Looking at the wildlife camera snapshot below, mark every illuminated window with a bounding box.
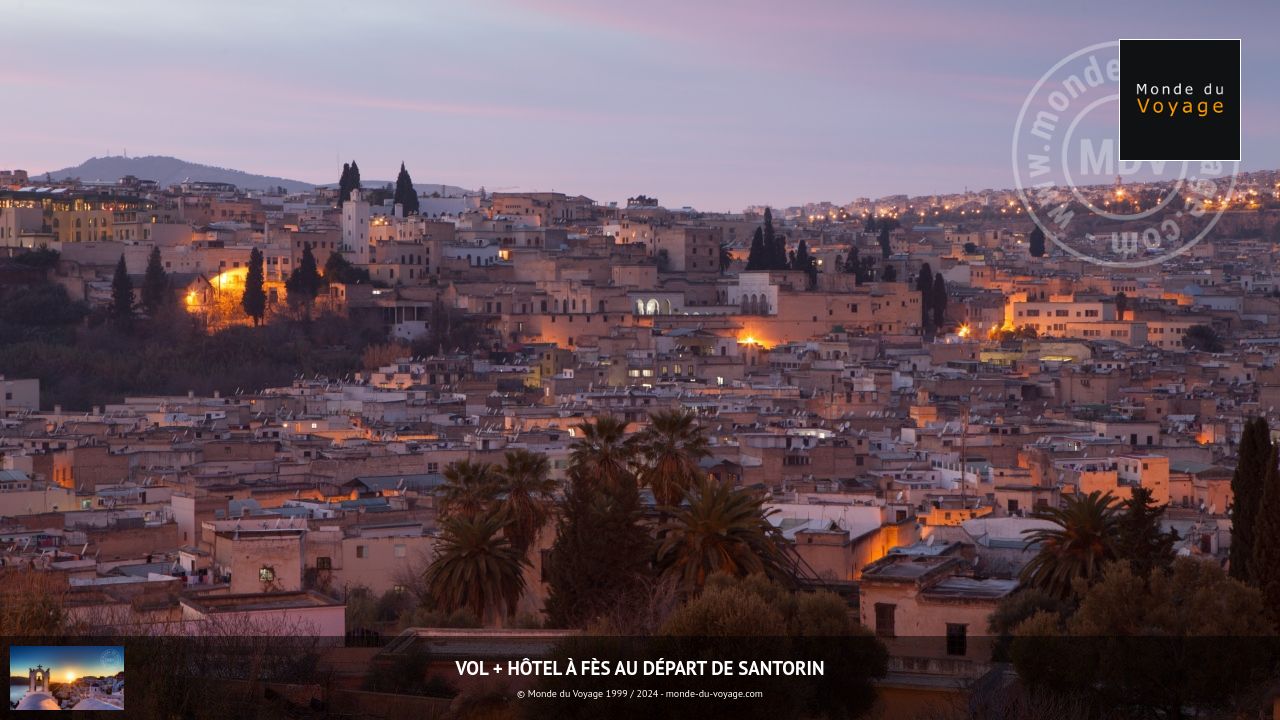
[259,566,275,582]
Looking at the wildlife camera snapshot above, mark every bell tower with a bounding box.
[29,664,51,693]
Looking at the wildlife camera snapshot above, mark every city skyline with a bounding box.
[6,0,1278,210]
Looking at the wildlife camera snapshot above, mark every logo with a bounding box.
[1012,41,1240,267]
[1119,39,1241,161]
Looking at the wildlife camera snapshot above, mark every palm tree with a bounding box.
[636,409,710,507]
[568,416,637,496]
[1020,490,1121,599]
[656,478,789,593]
[425,510,528,622]
[496,448,557,554]
[438,460,499,519]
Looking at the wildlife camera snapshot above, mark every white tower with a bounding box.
[341,188,372,266]
[29,664,51,693]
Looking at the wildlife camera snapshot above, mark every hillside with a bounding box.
[42,156,472,196]
[43,156,315,192]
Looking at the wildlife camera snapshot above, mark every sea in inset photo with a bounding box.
[8,646,124,711]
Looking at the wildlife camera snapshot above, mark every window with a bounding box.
[316,556,332,570]
[946,623,968,656]
[874,603,896,638]
[356,545,366,559]
[259,566,276,583]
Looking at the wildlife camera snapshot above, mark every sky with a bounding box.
[2,0,1277,210]
[9,646,125,680]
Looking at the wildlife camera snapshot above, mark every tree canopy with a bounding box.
[393,162,420,215]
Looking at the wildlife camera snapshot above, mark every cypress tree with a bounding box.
[109,254,133,321]
[878,225,891,259]
[882,263,898,282]
[1029,226,1046,257]
[1231,416,1272,582]
[349,160,361,195]
[393,162,420,215]
[338,162,352,203]
[792,239,810,271]
[242,247,266,326]
[763,208,784,270]
[931,274,948,327]
[1116,486,1177,578]
[917,263,934,330]
[285,242,323,306]
[141,245,169,314]
[746,227,765,271]
[774,235,790,270]
[1254,444,1280,616]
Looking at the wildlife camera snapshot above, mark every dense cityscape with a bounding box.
[2,157,1280,718]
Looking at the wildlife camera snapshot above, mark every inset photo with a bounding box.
[8,646,124,712]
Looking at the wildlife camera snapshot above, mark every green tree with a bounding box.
[745,227,766,271]
[109,254,133,322]
[323,250,371,285]
[656,478,789,594]
[718,243,733,273]
[567,416,637,496]
[1020,491,1120,599]
[241,247,266,326]
[1252,443,1280,617]
[393,162,420,215]
[635,409,709,508]
[878,224,891,259]
[963,241,978,254]
[141,246,169,314]
[1183,324,1224,352]
[438,460,500,520]
[1011,560,1276,719]
[424,510,527,622]
[881,263,897,282]
[916,263,934,330]
[12,245,59,269]
[763,207,785,270]
[657,574,888,720]
[931,273,948,328]
[495,449,557,554]
[544,471,653,628]
[1029,225,1046,257]
[338,160,362,203]
[1115,291,1128,317]
[285,242,323,306]
[1231,416,1271,582]
[1114,486,1177,578]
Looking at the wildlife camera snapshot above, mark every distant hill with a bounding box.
[42,155,472,196]
[42,156,315,193]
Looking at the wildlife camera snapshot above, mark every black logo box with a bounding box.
[1119,39,1241,162]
